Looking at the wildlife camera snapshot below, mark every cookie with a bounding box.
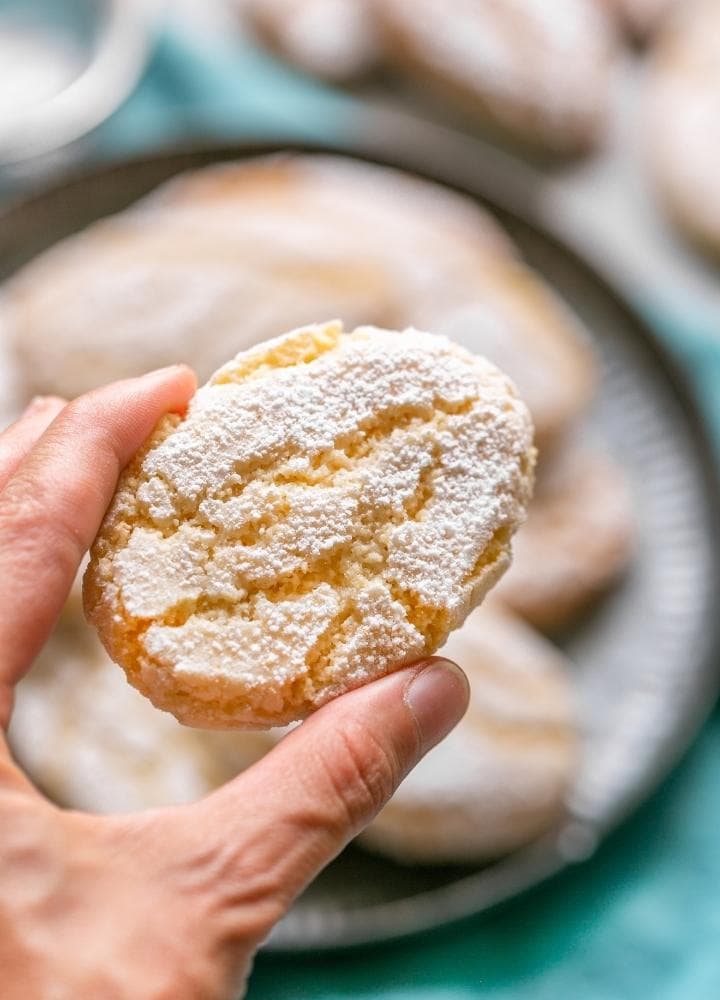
[9,628,272,814]
[374,0,618,154]
[5,206,392,402]
[645,0,720,255]
[240,0,379,80]
[495,446,634,632]
[434,264,595,455]
[359,603,578,864]
[84,322,535,730]
[5,154,595,449]
[152,157,596,446]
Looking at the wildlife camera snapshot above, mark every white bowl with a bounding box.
[0,0,151,165]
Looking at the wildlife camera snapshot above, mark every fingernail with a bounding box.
[405,659,469,753]
[140,364,187,381]
[25,395,66,416]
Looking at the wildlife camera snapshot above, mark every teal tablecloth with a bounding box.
[76,22,720,999]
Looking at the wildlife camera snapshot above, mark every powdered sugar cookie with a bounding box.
[434,263,595,455]
[495,446,634,632]
[359,603,578,863]
[152,157,595,446]
[10,628,272,814]
[374,0,618,154]
[5,209,392,401]
[240,0,379,80]
[646,0,720,255]
[6,155,594,449]
[84,322,535,730]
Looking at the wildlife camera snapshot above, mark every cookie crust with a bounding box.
[85,322,534,729]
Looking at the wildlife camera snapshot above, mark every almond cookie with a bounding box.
[84,322,535,730]
[374,0,618,154]
[240,0,379,80]
[434,265,595,457]
[359,603,578,864]
[495,446,634,632]
[10,626,272,814]
[646,0,720,256]
[5,155,594,450]
[4,154,507,400]
[4,207,392,402]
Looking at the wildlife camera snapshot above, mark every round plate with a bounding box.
[1,139,718,952]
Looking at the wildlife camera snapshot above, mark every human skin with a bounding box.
[0,367,469,1000]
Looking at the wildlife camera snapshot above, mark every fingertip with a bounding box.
[140,362,197,386]
[404,657,470,754]
[26,395,67,416]
[138,364,197,408]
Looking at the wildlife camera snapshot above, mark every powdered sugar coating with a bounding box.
[376,0,618,152]
[359,603,578,863]
[85,322,534,729]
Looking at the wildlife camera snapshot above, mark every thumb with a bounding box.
[187,658,468,919]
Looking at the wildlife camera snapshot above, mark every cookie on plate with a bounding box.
[5,155,595,450]
[9,626,272,814]
[4,203,392,402]
[240,0,379,80]
[84,322,535,730]
[374,0,618,154]
[359,602,579,864]
[645,0,720,256]
[495,445,634,632]
[434,263,596,455]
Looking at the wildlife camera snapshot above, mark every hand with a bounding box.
[0,369,469,1000]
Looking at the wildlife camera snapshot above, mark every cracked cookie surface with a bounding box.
[84,322,534,729]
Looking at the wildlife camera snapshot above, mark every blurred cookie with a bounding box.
[374,0,618,154]
[84,322,535,730]
[5,154,507,400]
[9,629,272,814]
[240,0,379,80]
[6,208,392,401]
[495,446,634,632]
[435,263,596,454]
[359,603,579,864]
[153,156,596,445]
[6,154,595,449]
[646,0,720,255]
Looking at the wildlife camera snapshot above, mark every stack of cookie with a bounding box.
[240,1,720,264]
[239,0,619,154]
[2,154,634,862]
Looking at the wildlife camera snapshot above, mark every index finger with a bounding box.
[0,366,196,728]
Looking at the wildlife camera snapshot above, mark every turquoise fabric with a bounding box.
[84,24,720,999]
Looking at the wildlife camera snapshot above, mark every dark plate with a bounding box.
[1,134,719,951]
